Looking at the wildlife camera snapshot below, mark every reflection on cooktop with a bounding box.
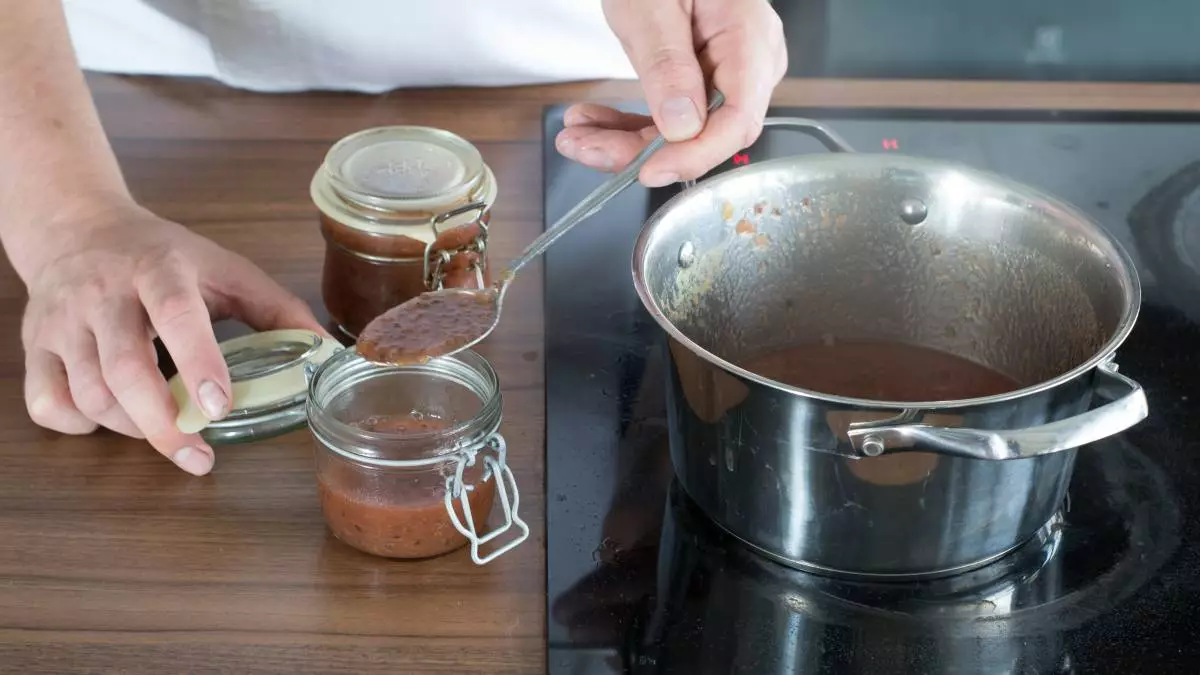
[543,107,1200,674]
[621,436,1178,674]
[1131,160,1200,323]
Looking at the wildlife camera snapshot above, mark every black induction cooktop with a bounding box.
[542,106,1200,674]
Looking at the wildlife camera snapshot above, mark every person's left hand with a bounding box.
[556,0,786,187]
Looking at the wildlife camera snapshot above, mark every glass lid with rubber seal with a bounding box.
[168,329,343,445]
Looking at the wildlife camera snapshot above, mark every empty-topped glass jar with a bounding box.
[311,126,498,338]
[305,347,527,564]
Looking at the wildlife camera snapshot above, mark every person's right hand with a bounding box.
[20,202,324,476]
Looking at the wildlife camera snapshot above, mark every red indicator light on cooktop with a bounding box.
[733,153,751,165]
[882,139,900,150]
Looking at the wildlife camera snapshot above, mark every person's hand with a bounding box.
[20,202,324,475]
[556,0,786,187]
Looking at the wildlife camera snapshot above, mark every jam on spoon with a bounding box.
[357,287,499,365]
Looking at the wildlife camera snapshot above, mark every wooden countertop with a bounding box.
[2,75,1199,674]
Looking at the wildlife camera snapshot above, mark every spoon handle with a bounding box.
[504,90,727,278]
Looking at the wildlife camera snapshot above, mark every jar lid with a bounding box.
[169,329,344,445]
[312,126,498,244]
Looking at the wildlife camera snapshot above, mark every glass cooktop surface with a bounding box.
[543,107,1200,674]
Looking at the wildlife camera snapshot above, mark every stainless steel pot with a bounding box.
[631,119,1147,579]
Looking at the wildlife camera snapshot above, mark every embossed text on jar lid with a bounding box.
[323,126,484,210]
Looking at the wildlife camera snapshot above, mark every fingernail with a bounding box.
[556,134,576,159]
[642,172,680,188]
[173,446,214,476]
[565,106,597,125]
[659,97,702,141]
[197,380,228,420]
[577,147,615,170]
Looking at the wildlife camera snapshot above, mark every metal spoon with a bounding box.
[356,90,727,365]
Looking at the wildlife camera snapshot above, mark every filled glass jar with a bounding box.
[306,347,527,564]
[311,126,498,338]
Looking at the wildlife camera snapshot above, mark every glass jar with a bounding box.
[311,126,498,338]
[305,347,527,564]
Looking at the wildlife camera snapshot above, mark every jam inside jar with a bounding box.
[312,126,498,338]
[306,348,527,564]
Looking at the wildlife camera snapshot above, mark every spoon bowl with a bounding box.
[357,287,501,364]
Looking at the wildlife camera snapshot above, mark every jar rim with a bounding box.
[306,348,503,465]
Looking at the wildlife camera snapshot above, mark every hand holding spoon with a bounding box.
[357,91,727,365]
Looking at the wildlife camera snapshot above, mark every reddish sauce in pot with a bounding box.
[317,415,497,559]
[739,342,1021,487]
[739,342,1020,401]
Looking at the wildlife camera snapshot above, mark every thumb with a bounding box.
[607,0,707,142]
[218,255,326,335]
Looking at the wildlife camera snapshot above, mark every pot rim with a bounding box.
[631,153,1143,410]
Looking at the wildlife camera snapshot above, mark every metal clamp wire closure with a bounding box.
[444,434,530,565]
[422,202,490,290]
[426,234,488,291]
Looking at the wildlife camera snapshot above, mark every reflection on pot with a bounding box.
[668,338,749,424]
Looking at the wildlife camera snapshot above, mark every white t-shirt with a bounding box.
[62,0,636,92]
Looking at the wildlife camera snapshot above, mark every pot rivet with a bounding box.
[862,436,886,457]
[678,242,696,268]
[899,198,928,225]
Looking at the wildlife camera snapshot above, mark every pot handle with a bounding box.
[762,117,855,153]
[846,359,1148,460]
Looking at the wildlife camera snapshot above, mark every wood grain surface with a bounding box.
[0,74,1198,674]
